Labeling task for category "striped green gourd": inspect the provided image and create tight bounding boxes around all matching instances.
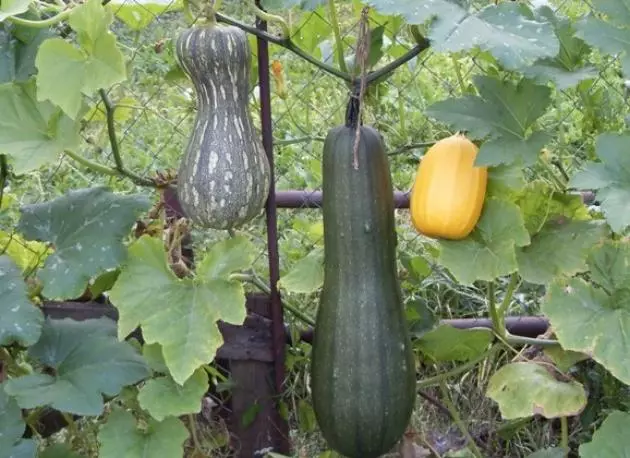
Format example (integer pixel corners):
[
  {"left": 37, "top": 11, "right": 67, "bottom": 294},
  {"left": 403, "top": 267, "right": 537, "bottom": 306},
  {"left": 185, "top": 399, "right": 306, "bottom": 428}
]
[
  {"left": 175, "top": 21, "right": 270, "bottom": 230},
  {"left": 310, "top": 98, "right": 417, "bottom": 457}
]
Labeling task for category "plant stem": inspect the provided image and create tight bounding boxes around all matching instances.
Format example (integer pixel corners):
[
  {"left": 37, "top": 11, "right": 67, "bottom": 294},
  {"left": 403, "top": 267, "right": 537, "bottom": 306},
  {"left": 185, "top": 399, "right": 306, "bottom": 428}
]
[
  {"left": 505, "top": 333, "right": 559, "bottom": 348},
  {"left": 488, "top": 281, "right": 507, "bottom": 339},
  {"left": 328, "top": 0, "right": 348, "bottom": 74},
  {"left": 8, "top": 8, "right": 72, "bottom": 28},
  {"left": 247, "top": 0, "right": 290, "bottom": 39},
  {"left": 215, "top": 12, "right": 431, "bottom": 86},
  {"left": 365, "top": 40, "right": 430, "bottom": 85},
  {"left": 63, "top": 150, "right": 119, "bottom": 176},
  {"left": 99, "top": 89, "right": 157, "bottom": 187},
  {"left": 560, "top": 416, "right": 569, "bottom": 453},
  {"left": 451, "top": 54, "right": 467, "bottom": 93},
  {"left": 417, "top": 345, "right": 498, "bottom": 389},
  {"left": 0, "top": 155, "right": 8, "bottom": 209},
  {"left": 216, "top": 12, "right": 351, "bottom": 82},
  {"left": 388, "top": 141, "right": 437, "bottom": 156},
  {"left": 438, "top": 380, "right": 483, "bottom": 458},
  {"left": 499, "top": 274, "right": 519, "bottom": 315},
  {"left": 274, "top": 136, "right": 326, "bottom": 146},
  {"left": 540, "top": 157, "right": 567, "bottom": 190},
  {"left": 229, "top": 272, "right": 316, "bottom": 327},
  {"left": 188, "top": 413, "right": 203, "bottom": 454},
  {"left": 61, "top": 412, "right": 77, "bottom": 446}
]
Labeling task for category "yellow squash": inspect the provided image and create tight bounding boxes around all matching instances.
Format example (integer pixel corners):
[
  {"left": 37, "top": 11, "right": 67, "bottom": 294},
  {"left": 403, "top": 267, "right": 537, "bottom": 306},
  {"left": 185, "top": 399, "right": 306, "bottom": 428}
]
[{"left": 409, "top": 133, "right": 488, "bottom": 240}]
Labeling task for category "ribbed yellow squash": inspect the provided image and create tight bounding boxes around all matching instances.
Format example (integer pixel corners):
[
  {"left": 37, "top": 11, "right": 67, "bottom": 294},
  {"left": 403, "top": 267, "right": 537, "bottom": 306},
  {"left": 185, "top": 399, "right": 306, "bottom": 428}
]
[{"left": 409, "top": 133, "right": 488, "bottom": 240}]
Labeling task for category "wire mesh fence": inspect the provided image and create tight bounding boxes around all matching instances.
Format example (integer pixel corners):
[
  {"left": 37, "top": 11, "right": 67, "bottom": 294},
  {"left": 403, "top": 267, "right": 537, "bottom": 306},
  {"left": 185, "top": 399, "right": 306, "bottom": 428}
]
[{"left": 8, "top": 0, "right": 630, "bottom": 324}]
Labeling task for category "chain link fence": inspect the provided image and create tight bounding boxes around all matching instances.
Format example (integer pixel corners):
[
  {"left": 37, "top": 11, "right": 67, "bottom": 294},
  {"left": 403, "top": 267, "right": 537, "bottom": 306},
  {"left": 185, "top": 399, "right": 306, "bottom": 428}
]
[
  {"left": 6, "top": 0, "right": 630, "bottom": 453},
  {"left": 9, "top": 0, "right": 627, "bottom": 354}
]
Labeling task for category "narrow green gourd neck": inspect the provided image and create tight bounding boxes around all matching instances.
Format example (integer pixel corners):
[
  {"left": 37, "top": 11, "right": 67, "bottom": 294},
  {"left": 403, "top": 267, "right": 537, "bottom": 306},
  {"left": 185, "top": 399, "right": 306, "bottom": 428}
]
[{"left": 344, "top": 93, "right": 361, "bottom": 129}]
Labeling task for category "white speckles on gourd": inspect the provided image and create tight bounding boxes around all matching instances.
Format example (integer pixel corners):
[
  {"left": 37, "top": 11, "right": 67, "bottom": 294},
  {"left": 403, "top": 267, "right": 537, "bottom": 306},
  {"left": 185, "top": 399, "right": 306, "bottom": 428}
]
[
  {"left": 208, "top": 150, "right": 219, "bottom": 173},
  {"left": 175, "top": 23, "right": 270, "bottom": 230}
]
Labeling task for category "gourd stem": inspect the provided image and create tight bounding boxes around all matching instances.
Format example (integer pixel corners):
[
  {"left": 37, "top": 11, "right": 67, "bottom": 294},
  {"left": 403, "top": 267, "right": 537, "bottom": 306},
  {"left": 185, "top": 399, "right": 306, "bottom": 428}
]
[
  {"left": 345, "top": 84, "right": 361, "bottom": 129},
  {"left": 438, "top": 381, "right": 484, "bottom": 458},
  {"left": 328, "top": 0, "right": 348, "bottom": 74},
  {"left": 229, "top": 272, "right": 316, "bottom": 327},
  {"left": 247, "top": 0, "right": 290, "bottom": 39},
  {"left": 99, "top": 89, "right": 157, "bottom": 188},
  {"left": 7, "top": 8, "right": 73, "bottom": 28}
]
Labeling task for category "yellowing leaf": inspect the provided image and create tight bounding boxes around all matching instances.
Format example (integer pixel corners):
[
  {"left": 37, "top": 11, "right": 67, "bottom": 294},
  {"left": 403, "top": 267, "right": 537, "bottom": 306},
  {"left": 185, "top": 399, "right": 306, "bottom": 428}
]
[{"left": 486, "top": 362, "right": 587, "bottom": 420}]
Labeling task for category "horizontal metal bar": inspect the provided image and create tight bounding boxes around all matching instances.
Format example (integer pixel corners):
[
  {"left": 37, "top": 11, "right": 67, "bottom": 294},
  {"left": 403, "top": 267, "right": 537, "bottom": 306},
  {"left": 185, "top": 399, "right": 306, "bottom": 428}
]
[{"left": 275, "top": 190, "right": 597, "bottom": 209}]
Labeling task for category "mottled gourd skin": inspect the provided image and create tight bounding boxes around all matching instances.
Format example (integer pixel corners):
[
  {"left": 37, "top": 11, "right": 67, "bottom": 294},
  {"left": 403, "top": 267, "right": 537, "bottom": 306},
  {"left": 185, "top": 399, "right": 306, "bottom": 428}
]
[
  {"left": 311, "top": 125, "right": 417, "bottom": 458},
  {"left": 175, "top": 24, "right": 270, "bottom": 230}
]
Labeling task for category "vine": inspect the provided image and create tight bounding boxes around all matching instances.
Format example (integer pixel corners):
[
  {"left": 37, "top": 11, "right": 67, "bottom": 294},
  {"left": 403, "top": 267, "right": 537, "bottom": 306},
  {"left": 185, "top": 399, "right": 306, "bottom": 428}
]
[{"left": 1, "top": 0, "right": 630, "bottom": 457}]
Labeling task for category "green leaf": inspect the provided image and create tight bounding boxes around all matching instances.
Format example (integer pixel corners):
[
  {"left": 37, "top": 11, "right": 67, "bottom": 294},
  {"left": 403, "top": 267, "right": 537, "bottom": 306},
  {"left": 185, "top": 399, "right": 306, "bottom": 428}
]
[
  {"left": 0, "top": 30, "right": 16, "bottom": 83},
  {"left": 278, "top": 246, "right": 324, "bottom": 294},
  {"left": 486, "top": 362, "right": 587, "bottom": 420},
  {"left": 106, "top": 0, "right": 182, "bottom": 30},
  {"left": 426, "top": 75, "right": 552, "bottom": 167},
  {"left": 142, "top": 343, "right": 169, "bottom": 374},
  {"left": 0, "top": 0, "right": 30, "bottom": 21},
  {"left": 368, "top": 1, "right": 558, "bottom": 69},
  {"left": 0, "top": 255, "right": 43, "bottom": 347},
  {"left": 543, "top": 346, "right": 589, "bottom": 373},
  {"left": 0, "top": 384, "right": 32, "bottom": 457},
  {"left": 35, "top": 0, "right": 127, "bottom": 119},
  {"left": 576, "top": 14, "right": 630, "bottom": 78},
  {"left": 487, "top": 164, "right": 526, "bottom": 197},
  {"left": 298, "top": 399, "right": 317, "bottom": 432},
  {"left": 569, "top": 132, "right": 630, "bottom": 233},
  {"left": 438, "top": 198, "right": 530, "bottom": 285},
  {"left": 522, "top": 6, "right": 597, "bottom": 89},
  {"left": 525, "top": 448, "right": 568, "bottom": 458},
  {"left": 541, "top": 241, "right": 630, "bottom": 385},
  {"left": 98, "top": 408, "right": 189, "bottom": 458},
  {"left": 578, "top": 410, "right": 630, "bottom": 457},
  {"left": 515, "top": 181, "right": 591, "bottom": 235},
  {"left": 4, "top": 317, "right": 151, "bottom": 416},
  {"left": 290, "top": 7, "right": 331, "bottom": 56},
  {"left": 432, "top": 3, "right": 559, "bottom": 70},
  {"left": 416, "top": 324, "right": 493, "bottom": 363},
  {"left": 516, "top": 219, "right": 607, "bottom": 285},
  {"left": 39, "top": 444, "right": 85, "bottom": 458},
  {"left": 109, "top": 235, "right": 251, "bottom": 385},
  {"left": 0, "top": 80, "right": 81, "bottom": 174},
  {"left": 2, "top": 439, "right": 36, "bottom": 458},
  {"left": 137, "top": 367, "right": 207, "bottom": 421},
  {"left": 17, "top": 187, "right": 151, "bottom": 300}
]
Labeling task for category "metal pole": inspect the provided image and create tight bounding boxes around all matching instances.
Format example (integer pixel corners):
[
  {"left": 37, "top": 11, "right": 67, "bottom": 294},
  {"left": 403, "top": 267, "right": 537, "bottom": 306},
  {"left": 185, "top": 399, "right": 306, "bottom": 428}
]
[{"left": 255, "top": 1, "right": 291, "bottom": 453}]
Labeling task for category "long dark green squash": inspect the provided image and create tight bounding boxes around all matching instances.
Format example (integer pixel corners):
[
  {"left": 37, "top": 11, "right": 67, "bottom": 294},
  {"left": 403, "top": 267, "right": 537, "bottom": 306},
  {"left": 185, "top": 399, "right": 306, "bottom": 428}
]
[
  {"left": 310, "top": 98, "right": 417, "bottom": 458},
  {"left": 175, "top": 21, "right": 270, "bottom": 230}
]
